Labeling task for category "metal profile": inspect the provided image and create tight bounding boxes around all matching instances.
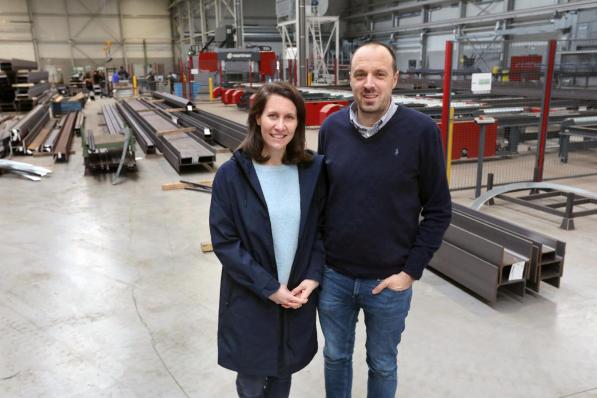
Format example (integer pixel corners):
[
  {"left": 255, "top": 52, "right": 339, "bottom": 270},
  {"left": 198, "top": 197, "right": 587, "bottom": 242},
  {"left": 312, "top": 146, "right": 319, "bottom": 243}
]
[
  {"left": 53, "top": 111, "right": 77, "bottom": 161},
  {"left": 115, "top": 102, "right": 155, "bottom": 153},
  {"left": 454, "top": 203, "right": 565, "bottom": 292}
]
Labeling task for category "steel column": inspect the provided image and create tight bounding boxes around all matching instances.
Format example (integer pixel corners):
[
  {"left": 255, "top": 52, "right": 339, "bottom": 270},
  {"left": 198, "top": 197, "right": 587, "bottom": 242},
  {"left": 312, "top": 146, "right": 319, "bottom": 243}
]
[{"left": 534, "top": 39, "right": 557, "bottom": 182}]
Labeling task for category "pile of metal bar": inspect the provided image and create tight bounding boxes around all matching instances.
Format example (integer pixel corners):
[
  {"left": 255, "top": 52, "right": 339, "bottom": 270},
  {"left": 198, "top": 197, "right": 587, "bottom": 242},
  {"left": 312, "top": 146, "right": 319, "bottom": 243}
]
[
  {"left": 74, "top": 112, "right": 85, "bottom": 136},
  {"left": 0, "top": 59, "right": 37, "bottom": 111},
  {"left": 115, "top": 102, "right": 155, "bottom": 153},
  {"left": 429, "top": 203, "right": 565, "bottom": 304},
  {"left": 42, "top": 115, "right": 66, "bottom": 153},
  {"left": 119, "top": 98, "right": 215, "bottom": 173},
  {"left": 82, "top": 128, "right": 136, "bottom": 175},
  {"left": 152, "top": 91, "right": 246, "bottom": 150},
  {"left": 53, "top": 111, "right": 78, "bottom": 162},
  {"left": 101, "top": 103, "right": 125, "bottom": 135},
  {"left": 9, "top": 103, "right": 50, "bottom": 153},
  {"left": 27, "top": 118, "right": 57, "bottom": 153},
  {"left": 0, "top": 115, "right": 15, "bottom": 157},
  {"left": 0, "top": 159, "right": 51, "bottom": 181}
]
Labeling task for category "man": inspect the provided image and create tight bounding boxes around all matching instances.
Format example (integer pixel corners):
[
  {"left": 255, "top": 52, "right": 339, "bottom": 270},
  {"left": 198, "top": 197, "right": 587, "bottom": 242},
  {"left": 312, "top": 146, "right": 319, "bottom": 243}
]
[{"left": 317, "top": 41, "right": 452, "bottom": 397}]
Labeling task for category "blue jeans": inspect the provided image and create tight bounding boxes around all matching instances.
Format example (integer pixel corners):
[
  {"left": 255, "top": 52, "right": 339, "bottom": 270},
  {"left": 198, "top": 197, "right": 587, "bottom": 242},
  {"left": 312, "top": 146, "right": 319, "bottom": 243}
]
[
  {"left": 318, "top": 266, "right": 412, "bottom": 398},
  {"left": 236, "top": 373, "right": 291, "bottom": 398}
]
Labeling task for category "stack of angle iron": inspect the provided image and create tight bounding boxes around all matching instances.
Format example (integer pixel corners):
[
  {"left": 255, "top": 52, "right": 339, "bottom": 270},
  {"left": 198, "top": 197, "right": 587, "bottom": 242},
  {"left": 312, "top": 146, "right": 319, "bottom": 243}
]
[
  {"left": 101, "top": 103, "right": 125, "bottom": 135},
  {"left": 152, "top": 91, "right": 246, "bottom": 150},
  {"left": 9, "top": 103, "right": 50, "bottom": 152},
  {"left": 0, "top": 159, "right": 51, "bottom": 181},
  {"left": 118, "top": 97, "right": 215, "bottom": 173},
  {"left": 428, "top": 202, "right": 565, "bottom": 304},
  {"left": 0, "top": 115, "right": 15, "bottom": 157},
  {"left": 53, "top": 111, "right": 78, "bottom": 162}
]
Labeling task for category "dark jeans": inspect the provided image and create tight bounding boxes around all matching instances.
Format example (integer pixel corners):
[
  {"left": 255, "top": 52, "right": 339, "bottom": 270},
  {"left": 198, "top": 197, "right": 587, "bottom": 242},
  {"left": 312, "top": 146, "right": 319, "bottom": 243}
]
[
  {"left": 236, "top": 373, "right": 292, "bottom": 398},
  {"left": 318, "top": 266, "right": 413, "bottom": 398}
]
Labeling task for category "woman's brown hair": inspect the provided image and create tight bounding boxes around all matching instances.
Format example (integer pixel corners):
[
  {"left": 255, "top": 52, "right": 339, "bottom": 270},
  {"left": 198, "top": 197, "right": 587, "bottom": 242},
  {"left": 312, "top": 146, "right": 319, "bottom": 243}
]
[{"left": 239, "top": 82, "right": 312, "bottom": 164}]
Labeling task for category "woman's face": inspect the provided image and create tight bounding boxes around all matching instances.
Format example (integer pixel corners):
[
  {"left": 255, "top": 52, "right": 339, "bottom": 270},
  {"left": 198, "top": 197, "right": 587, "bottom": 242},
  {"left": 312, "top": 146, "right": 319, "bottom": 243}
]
[{"left": 256, "top": 94, "right": 298, "bottom": 158}]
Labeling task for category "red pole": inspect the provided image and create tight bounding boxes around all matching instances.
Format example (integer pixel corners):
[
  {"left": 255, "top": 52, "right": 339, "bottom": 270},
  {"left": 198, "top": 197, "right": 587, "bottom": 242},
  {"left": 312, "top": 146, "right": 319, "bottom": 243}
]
[
  {"left": 179, "top": 59, "right": 186, "bottom": 98},
  {"left": 440, "top": 40, "right": 453, "bottom": 157},
  {"left": 534, "top": 39, "right": 557, "bottom": 182}
]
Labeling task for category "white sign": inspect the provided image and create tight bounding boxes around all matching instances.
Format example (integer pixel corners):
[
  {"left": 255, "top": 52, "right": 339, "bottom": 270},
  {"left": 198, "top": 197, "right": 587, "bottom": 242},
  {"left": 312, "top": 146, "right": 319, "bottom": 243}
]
[
  {"left": 508, "top": 261, "right": 525, "bottom": 281},
  {"left": 471, "top": 73, "right": 492, "bottom": 94},
  {"left": 191, "top": 68, "right": 199, "bottom": 75}
]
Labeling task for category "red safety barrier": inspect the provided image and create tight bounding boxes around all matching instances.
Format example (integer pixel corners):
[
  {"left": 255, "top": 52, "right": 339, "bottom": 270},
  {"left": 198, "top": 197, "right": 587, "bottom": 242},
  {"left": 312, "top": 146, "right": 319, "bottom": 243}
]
[
  {"left": 319, "top": 103, "right": 343, "bottom": 125},
  {"left": 437, "top": 120, "right": 497, "bottom": 160},
  {"left": 231, "top": 90, "right": 244, "bottom": 105},
  {"left": 305, "top": 100, "right": 349, "bottom": 126},
  {"left": 213, "top": 86, "right": 223, "bottom": 98}
]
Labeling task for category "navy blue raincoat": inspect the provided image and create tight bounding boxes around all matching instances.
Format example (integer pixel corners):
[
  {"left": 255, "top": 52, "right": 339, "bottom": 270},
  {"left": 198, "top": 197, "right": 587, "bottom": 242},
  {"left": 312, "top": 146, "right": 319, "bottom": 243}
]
[{"left": 209, "top": 149, "right": 325, "bottom": 377}]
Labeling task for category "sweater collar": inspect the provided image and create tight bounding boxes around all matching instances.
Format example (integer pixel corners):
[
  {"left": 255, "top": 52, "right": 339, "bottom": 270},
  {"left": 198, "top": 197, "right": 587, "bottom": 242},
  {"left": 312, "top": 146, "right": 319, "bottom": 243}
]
[{"left": 349, "top": 100, "right": 399, "bottom": 138}]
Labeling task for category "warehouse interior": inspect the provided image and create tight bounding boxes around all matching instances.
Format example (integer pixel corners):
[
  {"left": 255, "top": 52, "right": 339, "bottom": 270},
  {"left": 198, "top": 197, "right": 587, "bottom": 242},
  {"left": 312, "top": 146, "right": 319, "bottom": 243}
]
[{"left": 1, "top": 0, "right": 597, "bottom": 397}]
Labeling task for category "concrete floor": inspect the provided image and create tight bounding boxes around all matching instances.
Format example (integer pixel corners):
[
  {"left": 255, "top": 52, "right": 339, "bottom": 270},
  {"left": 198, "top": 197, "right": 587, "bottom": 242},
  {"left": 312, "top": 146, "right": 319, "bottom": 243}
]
[{"left": 1, "top": 97, "right": 597, "bottom": 398}]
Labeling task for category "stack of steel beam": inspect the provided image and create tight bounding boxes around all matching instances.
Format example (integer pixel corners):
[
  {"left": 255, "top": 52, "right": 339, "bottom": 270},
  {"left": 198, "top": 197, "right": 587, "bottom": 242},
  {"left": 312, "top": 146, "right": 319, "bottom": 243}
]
[
  {"left": 9, "top": 104, "right": 50, "bottom": 153},
  {"left": 74, "top": 111, "right": 85, "bottom": 136},
  {"left": 115, "top": 102, "right": 155, "bottom": 153},
  {"left": 53, "top": 111, "right": 77, "bottom": 161},
  {"left": 429, "top": 203, "right": 565, "bottom": 304},
  {"left": 42, "top": 115, "right": 66, "bottom": 153},
  {"left": 152, "top": 91, "right": 245, "bottom": 150},
  {"left": 101, "top": 103, "right": 125, "bottom": 135},
  {"left": 119, "top": 98, "right": 215, "bottom": 173}
]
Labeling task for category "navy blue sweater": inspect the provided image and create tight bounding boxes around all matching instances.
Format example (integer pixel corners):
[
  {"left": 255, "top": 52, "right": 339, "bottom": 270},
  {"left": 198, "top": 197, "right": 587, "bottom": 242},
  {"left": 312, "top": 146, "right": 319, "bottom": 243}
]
[{"left": 318, "top": 106, "right": 452, "bottom": 280}]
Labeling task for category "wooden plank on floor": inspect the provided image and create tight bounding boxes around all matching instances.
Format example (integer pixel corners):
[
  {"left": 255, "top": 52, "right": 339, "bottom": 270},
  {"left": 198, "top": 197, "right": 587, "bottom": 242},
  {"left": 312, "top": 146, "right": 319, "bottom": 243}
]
[
  {"left": 200, "top": 241, "right": 213, "bottom": 253},
  {"left": 161, "top": 180, "right": 213, "bottom": 191}
]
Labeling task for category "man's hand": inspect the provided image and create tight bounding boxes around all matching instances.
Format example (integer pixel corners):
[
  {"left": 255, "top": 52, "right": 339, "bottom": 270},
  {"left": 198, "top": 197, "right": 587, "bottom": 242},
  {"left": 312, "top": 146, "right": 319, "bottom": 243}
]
[
  {"left": 372, "top": 272, "right": 414, "bottom": 295},
  {"left": 290, "top": 279, "right": 320, "bottom": 301},
  {"left": 269, "top": 284, "right": 308, "bottom": 309}
]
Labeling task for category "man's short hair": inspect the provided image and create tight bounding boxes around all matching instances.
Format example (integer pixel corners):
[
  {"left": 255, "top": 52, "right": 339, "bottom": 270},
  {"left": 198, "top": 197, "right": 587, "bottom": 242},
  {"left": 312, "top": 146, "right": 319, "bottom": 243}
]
[{"left": 352, "top": 41, "right": 398, "bottom": 74}]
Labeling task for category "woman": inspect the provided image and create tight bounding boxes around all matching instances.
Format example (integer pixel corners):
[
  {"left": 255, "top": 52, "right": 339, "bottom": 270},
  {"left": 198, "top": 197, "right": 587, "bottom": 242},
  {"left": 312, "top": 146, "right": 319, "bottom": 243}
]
[{"left": 209, "top": 82, "right": 325, "bottom": 397}]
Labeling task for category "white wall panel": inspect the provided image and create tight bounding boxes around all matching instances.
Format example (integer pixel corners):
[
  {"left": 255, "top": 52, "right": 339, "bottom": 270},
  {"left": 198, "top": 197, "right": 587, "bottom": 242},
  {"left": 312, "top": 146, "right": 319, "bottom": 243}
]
[
  {"left": 122, "top": 0, "right": 169, "bottom": 15},
  {"left": 430, "top": 5, "right": 461, "bottom": 22},
  {"left": 0, "top": 43, "right": 35, "bottom": 60},
  {"left": 0, "top": 0, "right": 27, "bottom": 12},
  {"left": 514, "top": 0, "right": 553, "bottom": 11},
  {"left": 399, "top": 14, "right": 422, "bottom": 27},
  {"left": 124, "top": 18, "right": 171, "bottom": 40},
  {"left": 465, "top": 1, "right": 504, "bottom": 16},
  {"left": 39, "top": 43, "right": 72, "bottom": 59},
  {"left": 36, "top": 16, "right": 70, "bottom": 41}
]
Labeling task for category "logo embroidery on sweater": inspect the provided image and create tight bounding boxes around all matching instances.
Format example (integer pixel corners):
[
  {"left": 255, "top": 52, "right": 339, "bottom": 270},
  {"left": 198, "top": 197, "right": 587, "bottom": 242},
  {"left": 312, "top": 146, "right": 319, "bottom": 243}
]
[{"left": 394, "top": 148, "right": 400, "bottom": 156}]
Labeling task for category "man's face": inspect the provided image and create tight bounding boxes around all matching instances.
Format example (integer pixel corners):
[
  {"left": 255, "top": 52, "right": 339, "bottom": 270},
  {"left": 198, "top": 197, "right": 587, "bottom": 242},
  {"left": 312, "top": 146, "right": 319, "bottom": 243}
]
[{"left": 350, "top": 45, "right": 398, "bottom": 121}]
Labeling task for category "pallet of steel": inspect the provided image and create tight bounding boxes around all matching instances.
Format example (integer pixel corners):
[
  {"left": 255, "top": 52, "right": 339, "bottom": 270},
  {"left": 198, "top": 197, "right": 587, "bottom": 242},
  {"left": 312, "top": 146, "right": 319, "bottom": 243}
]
[
  {"left": 120, "top": 99, "right": 215, "bottom": 173},
  {"left": 82, "top": 128, "right": 137, "bottom": 175},
  {"left": 115, "top": 102, "right": 156, "bottom": 154},
  {"left": 150, "top": 92, "right": 246, "bottom": 149},
  {"left": 53, "top": 111, "right": 77, "bottom": 162},
  {"left": 9, "top": 104, "right": 50, "bottom": 153},
  {"left": 453, "top": 203, "right": 565, "bottom": 292},
  {"left": 430, "top": 223, "right": 530, "bottom": 304}
]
